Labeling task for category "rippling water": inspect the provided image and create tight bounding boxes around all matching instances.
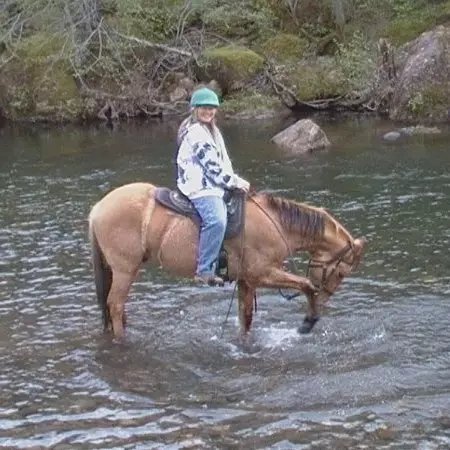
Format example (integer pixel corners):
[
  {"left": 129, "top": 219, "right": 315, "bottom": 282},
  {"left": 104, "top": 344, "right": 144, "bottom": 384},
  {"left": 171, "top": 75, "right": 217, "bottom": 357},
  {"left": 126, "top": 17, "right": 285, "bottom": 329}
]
[{"left": 1, "top": 118, "right": 450, "bottom": 449}]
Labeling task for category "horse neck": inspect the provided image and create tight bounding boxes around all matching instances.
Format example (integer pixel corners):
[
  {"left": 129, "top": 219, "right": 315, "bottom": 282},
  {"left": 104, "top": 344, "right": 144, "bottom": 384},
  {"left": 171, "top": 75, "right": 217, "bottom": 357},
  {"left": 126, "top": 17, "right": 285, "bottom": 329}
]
[
  {"left": 315, "top": 215, "right": 353, "bottom": 258},
  {"left": 266, "top": 197, "right": 352, "bottom": 256}
]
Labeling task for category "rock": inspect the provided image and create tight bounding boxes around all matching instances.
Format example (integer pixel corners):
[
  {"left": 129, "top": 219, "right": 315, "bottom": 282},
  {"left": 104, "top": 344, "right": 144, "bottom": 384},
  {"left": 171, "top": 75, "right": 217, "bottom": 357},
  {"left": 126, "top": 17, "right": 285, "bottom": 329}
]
[
  {"left": 390, "top": 25, "right": 450, "bottom": 122},
  {"left": 383, "top": 125, "right": 441, "bottom": 141},
  {"left": 271, "top": 119, "right": 331, "bottom": 153},
  {"left": 398, "top": 125, "right": 441, "bottom": 135},
  {"left": 383, "top": 131, "right": 401, "bottom": 141}
]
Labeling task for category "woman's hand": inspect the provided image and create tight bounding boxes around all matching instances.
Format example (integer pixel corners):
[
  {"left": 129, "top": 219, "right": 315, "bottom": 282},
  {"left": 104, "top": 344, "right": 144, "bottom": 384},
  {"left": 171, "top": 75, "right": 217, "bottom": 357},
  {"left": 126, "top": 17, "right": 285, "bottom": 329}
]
[{"left": 236, "top": 176, "right": 250, "bottom": 193}]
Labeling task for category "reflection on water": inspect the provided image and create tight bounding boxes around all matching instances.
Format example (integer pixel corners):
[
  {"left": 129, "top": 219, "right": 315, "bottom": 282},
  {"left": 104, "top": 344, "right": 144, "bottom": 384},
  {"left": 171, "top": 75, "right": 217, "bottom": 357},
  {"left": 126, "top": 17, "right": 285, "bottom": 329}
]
[{"left": 1, "top": 118, "right": 450, "bottom": 449}]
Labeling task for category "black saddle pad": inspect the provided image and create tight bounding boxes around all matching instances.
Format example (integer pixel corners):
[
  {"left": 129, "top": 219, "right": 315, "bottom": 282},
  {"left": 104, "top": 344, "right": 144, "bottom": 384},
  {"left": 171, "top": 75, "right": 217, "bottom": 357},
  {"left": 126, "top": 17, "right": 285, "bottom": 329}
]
[{"left": 154, "top": 187, "right": 245, "bottom": 239}]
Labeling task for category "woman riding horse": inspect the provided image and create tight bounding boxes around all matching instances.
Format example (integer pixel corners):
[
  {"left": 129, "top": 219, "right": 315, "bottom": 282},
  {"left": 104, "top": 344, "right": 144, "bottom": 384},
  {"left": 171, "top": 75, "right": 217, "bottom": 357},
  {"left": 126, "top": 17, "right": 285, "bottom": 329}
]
[
  {"left": 176, "top": 87, "right": 250, "bottom": 287},
  {"left": 89, "top": 182, "right": 366, "bottom": 340}
]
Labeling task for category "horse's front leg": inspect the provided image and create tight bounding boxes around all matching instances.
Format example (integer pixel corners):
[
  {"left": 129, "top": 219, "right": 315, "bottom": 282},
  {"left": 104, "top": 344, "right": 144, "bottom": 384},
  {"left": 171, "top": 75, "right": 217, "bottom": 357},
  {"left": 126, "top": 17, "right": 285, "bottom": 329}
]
[{"left": 258, "top": 268, "right": 319, "bottom": 334}]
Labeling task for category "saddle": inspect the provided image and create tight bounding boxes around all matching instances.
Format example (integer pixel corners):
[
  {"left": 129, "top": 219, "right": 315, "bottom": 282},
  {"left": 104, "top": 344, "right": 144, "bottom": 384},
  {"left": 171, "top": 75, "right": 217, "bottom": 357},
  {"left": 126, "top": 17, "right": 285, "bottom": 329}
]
[
  {"left": 154, "top": 187, "right": 246, "bottom": 282},
  {"left": 154, "top": 187, "right": 246, "bottom": 239}
]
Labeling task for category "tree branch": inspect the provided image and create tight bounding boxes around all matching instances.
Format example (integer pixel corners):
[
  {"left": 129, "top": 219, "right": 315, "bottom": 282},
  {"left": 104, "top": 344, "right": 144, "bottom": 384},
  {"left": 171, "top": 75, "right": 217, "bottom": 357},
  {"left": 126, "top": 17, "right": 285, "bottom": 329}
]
[{"left": 112, "top": 30, "right": 194, "bottom": 57}]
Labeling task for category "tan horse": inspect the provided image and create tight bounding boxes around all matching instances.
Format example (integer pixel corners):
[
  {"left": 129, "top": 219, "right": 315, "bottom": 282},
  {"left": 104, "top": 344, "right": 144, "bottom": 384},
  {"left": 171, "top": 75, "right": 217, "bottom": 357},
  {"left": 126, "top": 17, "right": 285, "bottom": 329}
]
[{"left": 88, "top": 182, "right": 366, "bottom": 340}]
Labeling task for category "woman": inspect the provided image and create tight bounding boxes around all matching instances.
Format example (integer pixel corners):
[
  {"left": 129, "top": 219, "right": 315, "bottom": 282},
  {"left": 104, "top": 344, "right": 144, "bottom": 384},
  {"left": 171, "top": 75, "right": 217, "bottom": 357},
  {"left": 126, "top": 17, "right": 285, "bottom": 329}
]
[{"left": 176, "top": 87, "right": 250, "bottom": 286}]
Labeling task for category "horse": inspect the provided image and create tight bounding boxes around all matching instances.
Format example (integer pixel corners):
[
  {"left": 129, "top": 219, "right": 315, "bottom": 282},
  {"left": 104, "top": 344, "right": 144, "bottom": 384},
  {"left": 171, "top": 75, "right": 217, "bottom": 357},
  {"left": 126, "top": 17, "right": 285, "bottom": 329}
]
[{"left": 88, "top": 182, "right": 366, "bottom": 341}]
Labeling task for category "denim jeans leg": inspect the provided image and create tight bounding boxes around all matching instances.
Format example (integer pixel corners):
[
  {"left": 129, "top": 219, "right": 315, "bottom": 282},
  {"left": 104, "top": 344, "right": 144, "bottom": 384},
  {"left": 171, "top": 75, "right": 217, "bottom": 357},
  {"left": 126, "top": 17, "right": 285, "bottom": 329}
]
[{"left": 191, "top": 195, "right": 227, "bottom": 275}]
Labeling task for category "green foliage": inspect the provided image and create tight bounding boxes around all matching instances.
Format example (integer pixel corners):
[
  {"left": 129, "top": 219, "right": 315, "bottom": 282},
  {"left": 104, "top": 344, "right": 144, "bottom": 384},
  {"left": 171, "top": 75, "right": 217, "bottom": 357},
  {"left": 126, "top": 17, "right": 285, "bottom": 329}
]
[
  {"left": 115, "top": 0, "right": 183, "bottom": 41},
  {"left": 381, "top": 0, "right": 450, "bottom": 45},
  {"left": 2, "top": 0, "right": 449, "bottom": 121},
  {"left": 1, "top": 30, "right": 80, "bottom": 119},
  {"left": 221, "top": 92, "right": 281, "bottom": 114},
  {"left": 198, "top": 0, "right": 276, "bottom": 39},
  {"left": 407, "top": 82, "right": 450, "bottom": 117},
  {"left": 407, "top": 91, "right": 424, "bottom": 113},
  {"left": 202, "top": 46, "right": 264, "bottom": 80},
  {"left": 14, "top": 32, "right": 65, "bottom": 61},
  {"left": 286, "top": 60, "right": 347, "bottom": 100},
  {"left": 260, "top": 33, "right": 307, "bottom": 62},
  {"left": 335, "top": 30, "right": 376, "bottom": 90}
]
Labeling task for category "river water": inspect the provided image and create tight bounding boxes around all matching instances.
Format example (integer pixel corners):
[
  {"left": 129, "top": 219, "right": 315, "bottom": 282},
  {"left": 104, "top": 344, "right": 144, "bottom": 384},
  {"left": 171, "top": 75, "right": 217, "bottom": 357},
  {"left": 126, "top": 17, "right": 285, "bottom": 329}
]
[{"left": 1, "top": 116, "right": 450, "bottom": 449}]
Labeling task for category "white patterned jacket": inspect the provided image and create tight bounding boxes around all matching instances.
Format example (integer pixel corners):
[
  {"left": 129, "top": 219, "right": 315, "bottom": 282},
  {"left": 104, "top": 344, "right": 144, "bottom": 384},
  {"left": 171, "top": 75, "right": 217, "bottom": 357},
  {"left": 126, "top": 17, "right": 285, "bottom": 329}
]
[{"left": 176, "top": 117, "right": 242, "bottom": 199}]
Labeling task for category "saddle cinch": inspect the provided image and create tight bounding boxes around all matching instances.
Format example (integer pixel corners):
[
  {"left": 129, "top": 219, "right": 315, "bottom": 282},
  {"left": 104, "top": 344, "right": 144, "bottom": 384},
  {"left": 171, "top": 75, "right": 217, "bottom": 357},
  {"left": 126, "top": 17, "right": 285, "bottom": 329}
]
[{"left": 154, "top": 187, "right": 246, "bottom": 281}]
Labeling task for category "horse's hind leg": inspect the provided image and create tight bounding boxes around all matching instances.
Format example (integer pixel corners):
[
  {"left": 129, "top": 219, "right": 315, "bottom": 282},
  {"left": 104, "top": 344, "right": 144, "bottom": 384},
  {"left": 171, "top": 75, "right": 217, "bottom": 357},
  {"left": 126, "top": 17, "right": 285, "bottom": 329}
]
[
  {"left": 238, "top": 280, "right": 256, "bottom": 336},
  {"left": 107, "top": 270, "right": 135, "bottom": 340}
]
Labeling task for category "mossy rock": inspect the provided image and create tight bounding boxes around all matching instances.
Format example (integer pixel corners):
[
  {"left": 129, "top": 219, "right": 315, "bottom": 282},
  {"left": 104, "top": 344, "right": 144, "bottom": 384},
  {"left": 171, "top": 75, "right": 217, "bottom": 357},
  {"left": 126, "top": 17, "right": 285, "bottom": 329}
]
[
  {"left": 406, "top": 81, "right": 450, "bottom": 121},
  {"left": 260, "top": 33, "right": 307, "bottom": 62},
  {"left": 1, "top": 33, "right": 82, "bottom": 121},
  {"left": 221, "top": 93, "right": 282, "bottom": 117},
  {"left": 391, "top": 26, "right": 450, "bottom": 122},
  {"left": 280, "top": 60, "right": 347, "bottom": 101},
  {"left": 5, "top": 61, "right": 81, "bottom": 121},
  {"left": 198, "top": 46, "right": 264, "bottom": 94}
]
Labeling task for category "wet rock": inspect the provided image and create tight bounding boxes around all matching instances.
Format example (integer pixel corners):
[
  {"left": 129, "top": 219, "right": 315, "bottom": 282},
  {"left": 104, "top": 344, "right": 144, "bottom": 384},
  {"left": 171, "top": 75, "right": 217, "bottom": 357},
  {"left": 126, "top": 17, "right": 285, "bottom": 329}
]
[
  {"left": 398, "top": 125, "right": 441, "bottom": 135},
  {"left": 438, "top": 415, "right": 450, "bottom": 429},
  {"left": 383, "top": 125, "right": 441, "bottom": 141},
  {"left": 374, "top": 424, "right": 399, "bottom": 441},
  {"left": 383, "top": 131, "right": 401, "bottom": 141},
  {"left": 390, "top": 25, "right": 450, "bottom": 122},
  {"left": 271, "top": 119, "right": 331, "bottom": 154}
]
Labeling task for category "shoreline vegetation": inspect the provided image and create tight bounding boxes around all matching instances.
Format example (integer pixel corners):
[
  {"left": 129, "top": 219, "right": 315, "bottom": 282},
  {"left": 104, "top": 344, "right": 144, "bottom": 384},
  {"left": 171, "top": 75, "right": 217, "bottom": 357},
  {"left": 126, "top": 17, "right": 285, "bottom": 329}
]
[{"left": 0, "top": 0, "right": 449, "bottom": 125}]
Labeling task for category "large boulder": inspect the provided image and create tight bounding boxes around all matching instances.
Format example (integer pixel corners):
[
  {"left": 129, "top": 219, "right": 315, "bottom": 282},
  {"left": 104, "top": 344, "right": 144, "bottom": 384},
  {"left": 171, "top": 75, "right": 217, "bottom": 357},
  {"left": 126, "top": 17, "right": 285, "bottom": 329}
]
[
  {"left": 271, "top": 119, "right": 331, "bottom": 154},
  {"left": 390, "top": 25, "right": 450, "bottom": 122}
]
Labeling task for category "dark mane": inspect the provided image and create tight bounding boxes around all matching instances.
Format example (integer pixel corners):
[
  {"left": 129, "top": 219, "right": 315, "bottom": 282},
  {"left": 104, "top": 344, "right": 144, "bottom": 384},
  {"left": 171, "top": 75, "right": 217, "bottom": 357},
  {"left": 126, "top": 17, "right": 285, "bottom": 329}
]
[{"left": 264, "top": 193, "right": 325, "bottom": 240}]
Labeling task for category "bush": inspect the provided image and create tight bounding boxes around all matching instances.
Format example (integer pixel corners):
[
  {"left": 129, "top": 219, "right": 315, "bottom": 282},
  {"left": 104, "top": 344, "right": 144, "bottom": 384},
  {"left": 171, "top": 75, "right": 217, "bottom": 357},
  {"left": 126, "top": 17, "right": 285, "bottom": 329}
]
[
  {"left": 200, "top": 0, "right": 276, "bottom": 40},
  {"left": 334, "top": 30, "right": 376, "bottom": 91},
  {"left": 380, "top": 0, "right": 450, "bottom": 45},
  {"left": 115, "top": 0, "right": 183, "bottom": 41}
]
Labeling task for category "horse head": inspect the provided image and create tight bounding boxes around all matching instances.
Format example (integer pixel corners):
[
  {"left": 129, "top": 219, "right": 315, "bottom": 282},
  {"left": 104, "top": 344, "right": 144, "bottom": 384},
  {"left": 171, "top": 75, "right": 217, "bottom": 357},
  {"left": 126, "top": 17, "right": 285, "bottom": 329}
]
[
  {"left": 258, "top": 194, "right": 366, "bottom": 301},
  {"left": 307, "top": 228, "right": 367, "bottom": 303}
]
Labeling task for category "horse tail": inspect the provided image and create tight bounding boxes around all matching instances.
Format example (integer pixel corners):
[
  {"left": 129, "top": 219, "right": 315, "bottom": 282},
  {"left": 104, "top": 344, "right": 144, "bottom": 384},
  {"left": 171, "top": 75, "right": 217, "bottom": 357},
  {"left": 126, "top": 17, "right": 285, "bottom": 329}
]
[{"left": 89, "top": 220, "right": 112, "bottom": 330}]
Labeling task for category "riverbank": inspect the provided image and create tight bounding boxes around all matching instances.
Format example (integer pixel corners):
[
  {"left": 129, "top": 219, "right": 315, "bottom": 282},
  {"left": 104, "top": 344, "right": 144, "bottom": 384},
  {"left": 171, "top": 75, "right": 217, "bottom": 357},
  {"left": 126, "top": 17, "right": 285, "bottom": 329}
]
[{"left": 0, "top": 1, "right": 449, "bottom": 124}]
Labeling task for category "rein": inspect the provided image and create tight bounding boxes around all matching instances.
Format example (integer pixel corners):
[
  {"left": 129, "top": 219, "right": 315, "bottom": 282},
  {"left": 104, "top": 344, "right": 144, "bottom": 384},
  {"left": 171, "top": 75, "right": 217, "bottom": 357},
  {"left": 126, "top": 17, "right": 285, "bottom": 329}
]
[
  {"left": 248, "top": 195, "right": 300, "bottom": 300},
  {"left": 220, "top": 195, "right": 250, "bottom": 338}
]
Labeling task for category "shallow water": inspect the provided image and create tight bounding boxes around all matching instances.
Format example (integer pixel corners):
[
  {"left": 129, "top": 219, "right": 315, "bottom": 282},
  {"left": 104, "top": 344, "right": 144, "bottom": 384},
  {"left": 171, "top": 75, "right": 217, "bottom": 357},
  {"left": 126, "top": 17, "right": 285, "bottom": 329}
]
[{"left": 1, "top": 117, "right": 450, "bottom": 449}]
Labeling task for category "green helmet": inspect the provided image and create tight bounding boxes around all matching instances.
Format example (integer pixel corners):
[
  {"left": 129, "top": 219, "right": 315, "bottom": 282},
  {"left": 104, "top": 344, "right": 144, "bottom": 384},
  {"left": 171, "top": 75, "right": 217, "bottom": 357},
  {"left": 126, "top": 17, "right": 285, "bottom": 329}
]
[{"left": 190, "top": 87, "right": 220, "bottom": 107}]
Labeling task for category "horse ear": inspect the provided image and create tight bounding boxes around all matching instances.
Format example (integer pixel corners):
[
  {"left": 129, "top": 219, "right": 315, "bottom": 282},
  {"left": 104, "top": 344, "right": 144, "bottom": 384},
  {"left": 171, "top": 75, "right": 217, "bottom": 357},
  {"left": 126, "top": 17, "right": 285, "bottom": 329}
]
[
  {"left": 352, "top": 237, "right": 367, "bottom": 269},
  {"left": 354, "top": 237, "right": 367, "bottom": 256}
]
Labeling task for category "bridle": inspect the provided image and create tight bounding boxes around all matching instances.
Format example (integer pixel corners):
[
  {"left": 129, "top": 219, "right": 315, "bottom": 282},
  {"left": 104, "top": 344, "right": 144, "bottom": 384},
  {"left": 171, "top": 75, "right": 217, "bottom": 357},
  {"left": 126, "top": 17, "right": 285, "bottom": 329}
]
[
  {"left": 306, "top": 242, "right": 354, "bottom": 295},
  {"left": 248, "top": 195, "right": 356, "bottom": 300}
]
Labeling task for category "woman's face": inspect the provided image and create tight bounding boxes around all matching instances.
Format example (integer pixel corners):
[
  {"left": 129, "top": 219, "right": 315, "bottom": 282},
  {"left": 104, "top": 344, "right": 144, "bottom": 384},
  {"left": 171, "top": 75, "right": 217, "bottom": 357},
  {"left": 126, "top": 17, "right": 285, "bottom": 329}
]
[{"left": 196, "top": 106, "right": 217, "bottom": 124}]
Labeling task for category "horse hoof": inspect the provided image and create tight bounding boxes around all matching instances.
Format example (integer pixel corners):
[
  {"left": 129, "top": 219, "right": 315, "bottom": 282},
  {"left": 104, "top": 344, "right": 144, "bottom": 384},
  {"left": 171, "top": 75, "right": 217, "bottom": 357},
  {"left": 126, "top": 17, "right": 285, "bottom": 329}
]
[{"left": 298, "top": 315, "right": 319, "bottom": 334}]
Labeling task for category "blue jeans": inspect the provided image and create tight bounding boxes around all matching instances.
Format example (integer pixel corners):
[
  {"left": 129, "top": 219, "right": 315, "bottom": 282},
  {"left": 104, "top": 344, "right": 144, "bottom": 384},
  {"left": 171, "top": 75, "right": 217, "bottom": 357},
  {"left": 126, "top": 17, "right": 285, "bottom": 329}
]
[{"left": 191, "top": 195, "right": 227, "bottom": 276}]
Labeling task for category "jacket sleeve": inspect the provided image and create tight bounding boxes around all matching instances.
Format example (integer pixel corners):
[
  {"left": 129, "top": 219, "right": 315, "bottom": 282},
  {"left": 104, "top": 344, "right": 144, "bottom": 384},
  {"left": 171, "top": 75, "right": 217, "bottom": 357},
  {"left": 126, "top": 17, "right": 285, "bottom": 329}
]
[{"left": 187, "top": 127, "right": 238, "bottom": 189}]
